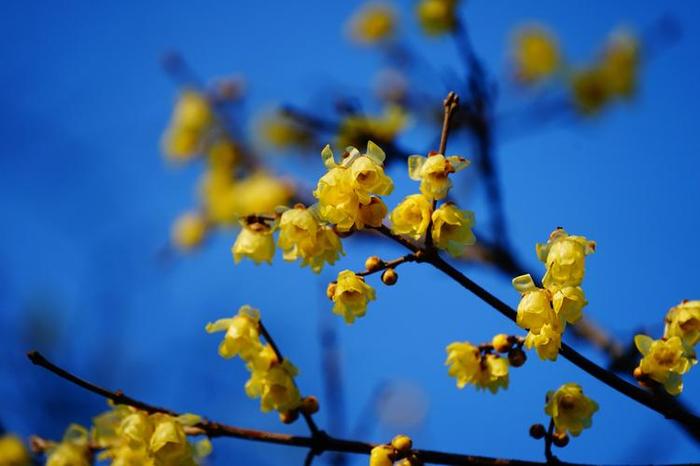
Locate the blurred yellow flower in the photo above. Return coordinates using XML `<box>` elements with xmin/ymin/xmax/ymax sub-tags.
<box><xmin>331</xmin><ymin>270</ymin><xmax>376</xmax><ymax>324</ymax></box>
<box><xmin>259</xmin><ymin>111</ymin><xmax>314</xmax><ymax>149</ymax></box>
<box><xmin>545</xmin><ymin>383</ymin><xmax>598</xmax><ymax>436</ymax></box>
<box><xmin>232</xmin><ymin>222</ymin><xmax>275</xmax><ymax>265</ymax></box>
<box><xmin>0</xmin><ymin>435</ymin><xmax>30</xmax><ymax>466</ymax></box>
<box><xmin>348</xmin><ymin>4</ymin><xmax>396</xmax><ymax>44</ymax></box>
<box><xmin>336</xmin><ymin>106</ymin><xmax>407</xmax><ymax>149</ymax></box>
<box><xmin>445</xmin><ymin>342</ymin><xmax>509</xmax><ymax>393</ymax></box>
<box><xmin>664</xmin><ymin>300</ymin><xmax>700</xmax><ymax>347</ymax></box>
<box><xmin>416</xmin><ymin>0</ymin><xmax>458</xmax><ymax>36</ymax></box>
<box><xmin>171</xmin><ymin>212</ymin><xmax>207</xmax><ymax>251</ymax></box>
<box><xmin>46</xmin><ymin>424</ymin><xmax>91</xmax><ymax>466</ymax></box>
<box><xmin>408</xmin><ymin>153</ymin><xmax>469</xmax><ymax>200</ymax></box>
<box><xmin>600</xmin><ymin>28</ymin><xmax>639</xmax><ymax>99</ymax></box>
<box><xmin>635</xmin><ymin>335</ymin><xmax>693</xmax><ymax>395</ymax></box>
<box><xmin>232</xmin><ymin>171</ymin><xmax>293</xmax><ymax>218</ymax></box>
<box><xmin>431</xmin><ymin>203</ymin><xmax>475</xmax><ymax>256</ymax></box>
<box><xmin>161</xmin><ymin>91</ymin><xmax>214</xmax><ymax>162</ymax></box>
<box><xmin>569</xmin><ymin>67</ymin><xmax>611</xmax><ymax>115</ymax></box>
<box><xmin>206</xmin><ymin>305</ymin><xmax>263</xmax><ymax>362</ymax></box>
<box><xmin>512</xmin><ymin>25</ymin><xmax>560</xmax><ymax>83</ymax></box>
<box><xmin>207</xmin><ymin>138</ymin><xmax>239</xmax><ymax>171</ymax></box>
<box><xmin>390</xmin><ymin>193</ymin><xmax>433</xmax><ymax>240</ymax></box>
<box><xmin>278</xmin><ymin>206</ymin><xmax>344</xmax><ymax>273</ymax></box>
<box><xmin>369</xmin><ymin>445</ymin><xmax>395</xmax><ymax>466</ymax></box>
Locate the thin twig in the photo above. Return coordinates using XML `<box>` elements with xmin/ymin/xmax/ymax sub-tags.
<box><xmin>24</xmin><ymin>351</ymin><xmax>669</xmax><ymax>466</ymax></box>
<box><xmin>370</xmin><ymin>226</ymin><xmax>700</xmax><ymax>436</ymax></box>
<box><xmin>355</xmin><ymin>254</ymin><xmax>417</xmax><ymax>278</ymax></box>
<box><xmin>544</xmin><ymin>419</ymin><xmax>557</xmax><ymax>464</ymax></box>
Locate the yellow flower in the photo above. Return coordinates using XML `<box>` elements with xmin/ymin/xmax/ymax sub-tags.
<box><xmin>408</xmin><ymin>153</ymin><xmax>469</xmax><ymax>200</ymax></box>
<box><xmin>278</xmin><ymin>206</ymin><xmax>344</xmax><ymax>273</ymax></box>
<box><xmin>46</xmin><ymin>424</ymin><xmax>91</xmax><ymax>466</ymax></box>
<box><xmin>445</xmin><ymin>342</ymin><xmax>509</xmax><ymax>393</ymax></box>
<box><xmin>431</xmin><ymin>203</ymin><xmax>476</xmax><ymax>257</ymax></box>
<box><xmin>512</xmin><ymin>274</ymin><xmax>560</xmax><ymax>334</ymax></box>
<box><xmin>314</xmin><ymin>142</ymin><xmax>394</xmax><ymax>231</ymax></box>
<box><xmin>569</xmin><ymin>67</ymin><xmax>611</xmax><ymax>115</ymax></box>
<box><xmin>537</xmin><ymin>228</ymin><xmax>595</xmax><ymax>288</ymax></box>
<box><xmin>545</xmin><ymin>383</ymin><xmax>599</xmax><ymax>436</ymax></box>
<box><xmin>331</xmin><ymin>270</ymin><xmax>376</xmax><ymax>324</ymax></box>
<box><xmin>161</xmin><ymin>91</ymin><xmax>214</xmax><ymax>162</ymax></box>
<box><xmin>119</xmin><ymin>411</ymin><xmax>154</xmax><ymax>449</ymax></box>
<box><xmin>232</xmin><ymin>171</ymin><xmax>293</xmax><ymax>217</ymax></box>
<box><xmin>524</xmin><ymin>324</ymin><xmax>562</xmax><ymax>361</ymax></box>
<box><xmin>245</xmin><ymin>360</ymin><xmax>302</xmax><ymax>413</ymax></box>
<box><xmin>390</xmin><ymin>193</ymin><xmax>433</xmax><ymax>240</ymax></box>
<box><xmin>635</xmin><ymin>335</ymin><xmax>693</xmax><ymax>395</ymax></box>
<box><xmin>665</xmin><ymin>300</ymin><xmax>700</xmax><ymax>347</ymax></box>
<box><xmin>206</xmin><ymin>305</ymin><xmax>263</xmax><ymax>362</ymax></box>
<box><xmin>149</xmin><ymin>414</ymin><xmax>189</xmax><ymax>465</ymax></box>
<box><xmin>336</xmin><ymin>106</ymin><xmax>406</xmax><ymax>149</ymax></box>
<box><xmin>199</xmin><ymin>169</ymin><xmax>238</xmax><ymax>225</ymax></box>
<box><xmin>259</xmin><ymin>111</ymin><xmax>314</xmax><ymax>149</ymax></box>
<box><xmin>232</xmin><ymin>222</ymin><xmax>275</xmax><ymax>265</ymax></box>
<box><xmin>512</xmin><ymin>25</ymin><xmax>560</xmax><ymax>83</ymax></box>
<box><xmin>171</xmin><ymin>212</ymin><xmax>207</xmax><ymax>251</ymax></box>
<box><xmin>416</xmin><ymin>0</ymin><xmax>458</xmax><ymax>36</ymax></box>
<box><xmin>348</xmin><ymin>4</ymin><xmax>396</xmax><ymax>44</ymax></box>
<box><xmin>207</xmin><ymin>138</ymin><xmax>239</xmax><ymax>171</ymax></box>
<box><xmin>551</xmin><ymin>285</ymin><xmax>587</xmax><ymax>324</ymax></box>
<box><xmin>369</xmin><ymin>445</ymin><xmax>395</xmax><ymax>466</ymax></box>
<box><xmin>358</xmin><ymin>196</ymin><xmax>389</xmax><ymax>228</ymax></box>
<box><xmin>0</xmin><ymin>435</ymin><xmax>31</xmax><ymax>466</ymax></box>
<box><xmin>600</xmin><ymin>28</ymin><xmax>639</xmax><ymax>99</ymax></box>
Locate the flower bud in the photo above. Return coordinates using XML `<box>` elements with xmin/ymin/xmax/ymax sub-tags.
<box><xmin>552</xmin><ymin>431</ymin><xmax>569</xmax><ymax>448</ymax></box>
<box><xmin>491</xmin><ymin>334</ymin><xmax>511</xmax><ymax>353</ymax></box>
<box><xmin>381</xmin><ymin>268</ymin><xmax>398</xmax><ymax>286</ymax></box>
<box><xmin>391</xmin><ymin>434</ymin><xmax>412</xmax><ymax>453</ymax></box>
<box><xmin>301</xmin><ymin>396</ymin><xmax>320</xmax><ymax>415</ymax></box>
<box><xmin>508</xmin><ymin>347</ymin><xmax>527</xmax><ymax>367</ymax></box>
<box><xmin>632</xmin><ymin>366</ymin><xmax>644</xmax><ymax>381</ymax></box>
<box><xmin>326</xmin><ymin>282</ymin><xmax>337</xmax><ymax>300</ymax></box>
<box><xmin>279</xmin><ymin>410</ymin><xmax>299</xmax><ymax>424</ymax></box>
<box><xmin>529</xmin><ymin>423</ymin><xmax>546</xmax><ymax>439</ymax></box>
<box><xmin>365</xmin><ymin>256</ymin><xmax>384</xmax><ymax>272</ymax></box>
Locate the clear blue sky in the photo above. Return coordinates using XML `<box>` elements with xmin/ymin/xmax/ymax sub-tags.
<box><xmin>1</xmin><ymin>1</ymin><xmax>699</xmax><ymax>465</ymax></box>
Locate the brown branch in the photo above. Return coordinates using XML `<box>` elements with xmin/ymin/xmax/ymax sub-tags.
<box><xmin>355</xmin><ymin>254</ymin><xmax>417</xmax><ymax>278</ymax></box>
<box><xmin>25</xmin><ymin>350</ymin><xmax>668</xmax><ymax>466</ymax></box>
<box><xmin>370</xmin><ymin>226</ymin><xmax>700</xmax><ymax>437</ymax></box>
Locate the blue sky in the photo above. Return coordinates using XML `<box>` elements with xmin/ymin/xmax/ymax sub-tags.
<box><xmin>1</xmin><ymin>1</ymin><xmax>699</xmax><ymax>465</ymax></box>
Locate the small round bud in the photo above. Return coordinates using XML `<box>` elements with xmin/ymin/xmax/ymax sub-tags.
<box><xmin>491</xmin><ymin>334</ymin><xmax>511</xmax><ymax>353</ymax></box>
<box><xmin>301</xmin><ymin>396</ymin><xmax>320</xmax><ymax>415</ymax></box>
<box><xmin>381</xmin><ymin>268</ymin><xmax>398</xmax><ymax>286</ymax></box>
<box><xmin>365</xmin><ymin>256</ymin><xmax>384</xmax><ymax>272</ymax></box>
<box><xmin>279</xmin><ymin>410</ymin><xmax>299</xmax><ymax>424</ymax></box>
<box><xmin>552</xmin><ymin>432</ymin><xmax>569</xmax><ymax>448</ymax></box>
<box><xmin>633</xmin><ymin>366</ymin><xmax>644</xmax><ymax>381</ymax></box>
<box><xmin>391</xmin><ymin>434</ymin><xmax>413</xmax><ymax>453</ymax></box>
<box><xmin>326</xmin><ymin>282</ymin><xmax>337</xmax><ymax>300</ymax></box>
<box><xmin>529</xmin><ymin>423</ymin><xmax>546</xmax><ymax>439</ymax></box>
<box><xmin>508</xmin><ymin>347</ymin><xmax>527</xmax><ymax>367</ymax></box>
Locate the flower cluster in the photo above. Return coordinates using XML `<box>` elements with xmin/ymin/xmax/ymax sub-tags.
<box><xmin>45</xmin><ymin>424</ymin><xmax>91</xmax><ymax>466</ymax></box>
<box><xmin>545</xmin><ymin>383</ymin><xmax>599</xmax><ymax>437</ymax></box>
<box><xmin>206</xmin><ymin>305</ymin><xmax>302</xmax><ymax>414</ymax></box>
<box><xmin>445</xmin><ymin>341</ymin><xmax>509</xmax><ymax>393</ymax></box>
<box><xmin>91</xmin><ymin>406</ymin><xmax>211</xmax><ymax>466</ymax></box>
<box><xmin>231</xmin><ymin>204</ymin><xmax>345</xmax><ymax>273</ymax></box>
<box><xmin>513</xmin><ymin>228</ymin><xmax>595</xmax><ymax>360</ymax></box>
<box><xmin>161</xmin><ymin>89</ymin><xmax>293</xmax><ymax>252</ymax></box>
<box><xmin>633</xmin><ymin>300</ymin><xmax>699</xmax><ymax>395</ymax></box>
<box><xmin>511</xmin><ymin>25</ymin><xmax>640</xmax><ymax>115</ymax></box>
<box><xmin>0</xmin><ymin>434</ymin><xmax>31</xmax><ymax>466</ymax></box>
<box><xmin>314</xmin><ymin>141</ymin><xmax>394</xmax><ymax>231</ymax></box>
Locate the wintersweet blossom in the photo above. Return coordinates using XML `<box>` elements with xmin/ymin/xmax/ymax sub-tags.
<box><xmin>232</xmin><ymin>222</ymin><xmax>275</xmax><ymax>265</ymax></box>
<box><xmin>416</xmin><ymin>0</ymin><xmax>458</xmax><ymax>36</ymax></box>
<box><xmin>430</xmin><ymin>203</ymin><xmax>476</xmax><ymax>257</ymax></box>
<box><xmin>331</xmin><ymin>270</ymin><xmax>376</xmax><ymax>324</ymax></box>
<box><xmin>408</xmin><ymin>153</ymin><xmax>469</xmax><ymax>200</ymax></box>
<box><xmin>664</xmin><ymin>300</ymin><xmax>700</xmax><ymax>347</ymax></box>
<box><xmin>445</xmin><ymin>342</ymin><xmax>509</xmax><ymax>393</ymax></box>
<box><xmin>635</xmin><ymin>335</ymin><xmax>693</xmax><ymax>395</ymax></box>
<box><xmin>336</xmin><ymin>106</ymin><xmax>407</xmax><ymax>149</ymax></box>
<box><xmin>278</xmin><ymin>206</ymin><xmax>344</xmax><ymax>273</ymax></box>
<box><xmin>205</xmin><ymin>305</ymin><xmax>263</xmax><ymax>361</ymax></box>
<box><xmin>46</xmin><ymin>424</ymin><xmax>91</xmax><ymax>466</ymax></box>
<box><xmin>536</xmin><ymin>228</ymin><xmax>596</xmax><ymax>288</ymax></box>
<box><xmin>390</xmin><ymin>193</ymin><xmax>433</xmax><ymax>240</ymax></box>
<box><xmin>161</xmin><ymin>91</ymin><xmax>214</xmax><ymax>161</ymax></box>
<box><xmin>0</xmin><ymin>434</ymin><xmax>30</xmax><ymax>466</ymax></box>
<box><xmin>512</xmin><ymin>25</ymin><xmax>560</xmax><ymax>83</ymax></box>
<box><xmin>172</xmin><ymin>212</ymin><xmax>207</xmax><ymax>251</ymax></box>
<box><xmin>545</xmin><ymin>383</ymin><xmax>599</xmax><ymax>436</ymax></box>
<box><xmin>524</xmin><ymin>324</ymin><xmax>562</xmax><ymax>361</ymax></box>
<box><xmin>348</xmin><ymin>4</ymin><xmax>396</xmax><ymax>44</ymax></box>
<box><xmin>245</xmin><ymin>359</ymin><xmax>302</xmax><ymax>413</ymax></box>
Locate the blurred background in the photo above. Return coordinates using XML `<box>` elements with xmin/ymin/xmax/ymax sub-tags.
<box><xmin>1</xmin><ymin>1</ymin><xmax>699</xmax><ymax>464</ymax></box>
